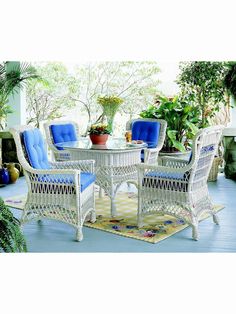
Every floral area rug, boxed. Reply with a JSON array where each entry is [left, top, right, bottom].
[[4, 193, 224, 244]]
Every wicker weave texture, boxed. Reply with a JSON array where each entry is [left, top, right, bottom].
[[10, 125, 96, 241], [126, 118, 167, 164], [44, 120, 80, 161], [137, 125, 224, 240]]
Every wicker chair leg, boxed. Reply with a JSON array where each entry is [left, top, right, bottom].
[[76, 227, 83, 242], [192, 223, 199, 241], [90, 210, 96, 223], [99, 187, 104, 198], [213, 213, 220, 225], [111, 198, 117, 217], [137, 215, 144, 228]]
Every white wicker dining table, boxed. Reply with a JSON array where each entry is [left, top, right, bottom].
[[56, 137, 146, 216]]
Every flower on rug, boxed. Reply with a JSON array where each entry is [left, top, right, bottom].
[[4, 193, 223, 244]]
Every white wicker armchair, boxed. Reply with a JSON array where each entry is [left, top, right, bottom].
[[126, 118, 167, 164], [10, 125, 96, 241], [137, 125, 224, 240], [44, 120, 79, 161]]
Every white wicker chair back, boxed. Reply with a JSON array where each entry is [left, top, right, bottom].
[[44, 120, 79, 161], [126, 118, 167, 163]]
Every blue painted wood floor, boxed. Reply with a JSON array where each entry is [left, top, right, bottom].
[[0, 174, 235, 252]]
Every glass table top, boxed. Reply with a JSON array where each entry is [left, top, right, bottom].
[[55, 137, 148, 151]]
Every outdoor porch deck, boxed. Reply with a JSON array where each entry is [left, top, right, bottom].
[[1, 174, 235, 253]]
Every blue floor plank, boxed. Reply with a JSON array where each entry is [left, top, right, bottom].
[[0, 174, 236, 252]]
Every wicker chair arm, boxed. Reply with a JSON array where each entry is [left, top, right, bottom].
[[50, 160, 95, 173], [144, 147, 159, 153], [160, 156, 189, 168], [48, 142, 61, 152], [27, 167, 80, 176], [137, 163, 192, 176]]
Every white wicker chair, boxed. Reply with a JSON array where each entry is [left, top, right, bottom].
[[44, 120, 79, 161], [137, 125, 224, 240], [126, 118, 167, 164], [10, 125, 96, 242]]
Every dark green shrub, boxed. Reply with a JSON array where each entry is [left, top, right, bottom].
[[0, 197, 27, 253]]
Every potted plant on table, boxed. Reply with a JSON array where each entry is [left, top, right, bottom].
[[97, 95, 124, 132], [88, 123, 111, 145], [140, 95, 200, 157]]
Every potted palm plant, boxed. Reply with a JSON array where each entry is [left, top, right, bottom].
[[0, 62, 39, 129], [0, 197, 27, 252]]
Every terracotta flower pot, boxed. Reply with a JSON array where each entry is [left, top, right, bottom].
[[90, 134, 109, 145]]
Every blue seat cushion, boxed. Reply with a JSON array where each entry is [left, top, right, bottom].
[[37, 172, 95, 193], [80, 173, 96, 192], [50, 124, 77, 150], [132, 120, 160, 148], [23, 129, 50, 169]]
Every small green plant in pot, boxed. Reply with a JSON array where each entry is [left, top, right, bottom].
[[88, 123, 111, 145], [97, 95, 124, 132], [140, 95, 200, 153], [0, 198, 27, 253]]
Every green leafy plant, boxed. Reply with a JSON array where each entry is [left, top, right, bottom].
[[88, 123, 112, 135], [223, 61, 236, 100], [0, 62, 39, 129], [97, 95, 124, 130], [0, 197, 27, 253], [140, 95, 200, 152], [176, 61, 227, 128]]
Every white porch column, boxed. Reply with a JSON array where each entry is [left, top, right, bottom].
[[6, 61, 27, 128]]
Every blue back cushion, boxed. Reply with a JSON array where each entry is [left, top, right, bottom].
[[132, 121, 160, 148], [50, 124, 77, 144], [23, 129, 50, 169]]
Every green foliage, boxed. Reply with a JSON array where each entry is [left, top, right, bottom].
[[26, 62, 76, 127], [88, 123, 112, 135], [0, 62, 39, 128], [68, 61, 161, 126], [176, 61, 227, 128], [140, 95, 200, 152], [27, 61, 160, 134], [223, 62, 236, 100], [0, 198, 27, 253]]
